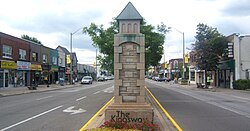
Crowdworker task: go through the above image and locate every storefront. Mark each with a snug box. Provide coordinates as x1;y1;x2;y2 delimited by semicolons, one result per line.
50;65;58;84
41;64;51;85
59;67;65;79
217;60;235;88
16;61;31;87
0;60;16;88
30;64;42;86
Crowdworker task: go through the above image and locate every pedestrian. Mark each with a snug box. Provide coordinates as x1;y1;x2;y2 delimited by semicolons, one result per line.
14;76;17;87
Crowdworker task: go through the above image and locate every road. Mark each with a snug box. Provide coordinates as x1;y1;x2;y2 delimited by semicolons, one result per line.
0;81;114;131
146;79;250;131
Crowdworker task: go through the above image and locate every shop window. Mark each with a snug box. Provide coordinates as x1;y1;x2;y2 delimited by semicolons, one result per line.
59;58;62;64
52;56;57;65
32;52;38;62
190;72;195;81
19;49;26;60
42;54;48;63
2;45;12;59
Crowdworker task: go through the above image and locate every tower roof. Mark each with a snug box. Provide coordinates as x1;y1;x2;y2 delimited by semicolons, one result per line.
116;2;143;21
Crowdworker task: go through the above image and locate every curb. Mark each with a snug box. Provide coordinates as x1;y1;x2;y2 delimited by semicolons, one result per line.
0;84;82;97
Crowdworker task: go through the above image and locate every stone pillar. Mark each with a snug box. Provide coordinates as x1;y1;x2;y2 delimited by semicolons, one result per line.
105;2;153;124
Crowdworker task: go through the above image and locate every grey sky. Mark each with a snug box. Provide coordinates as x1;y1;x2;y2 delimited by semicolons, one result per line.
0;0;249;64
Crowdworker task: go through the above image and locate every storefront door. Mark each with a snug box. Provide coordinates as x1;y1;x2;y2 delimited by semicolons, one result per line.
5;72;9;87
0;71;3;87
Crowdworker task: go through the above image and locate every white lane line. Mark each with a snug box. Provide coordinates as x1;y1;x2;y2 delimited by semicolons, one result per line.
231;95;250;101
76;96;87;101
93;91;101;94
36;96;53;100
0;105;63;131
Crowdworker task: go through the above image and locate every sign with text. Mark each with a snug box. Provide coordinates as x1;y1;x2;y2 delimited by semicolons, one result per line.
17;61;31;70
0;61;16;69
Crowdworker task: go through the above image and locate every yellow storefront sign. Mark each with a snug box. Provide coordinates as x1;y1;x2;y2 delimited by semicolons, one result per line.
1;61;16;69
185;54;189;64
31;64;42;71
66;54;71;64
164;63;168;68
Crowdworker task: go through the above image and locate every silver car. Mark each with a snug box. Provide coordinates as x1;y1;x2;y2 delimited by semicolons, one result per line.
81;76;93;84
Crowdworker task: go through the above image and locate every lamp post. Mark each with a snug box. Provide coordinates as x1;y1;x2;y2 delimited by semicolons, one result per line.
96;48;98;81
70;27;83;84
168;27;185;79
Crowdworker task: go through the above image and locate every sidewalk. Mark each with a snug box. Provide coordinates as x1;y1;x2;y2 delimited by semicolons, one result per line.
0;83;81;97
178;82;250;98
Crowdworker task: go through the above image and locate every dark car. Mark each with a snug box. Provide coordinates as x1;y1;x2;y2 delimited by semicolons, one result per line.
157;77;167;82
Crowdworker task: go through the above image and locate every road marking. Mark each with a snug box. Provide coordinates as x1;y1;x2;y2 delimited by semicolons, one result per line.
63;106;86;115
231;95;250;101
76;96;87;101
93;91;100;94
0;105;63;131
102;86;114;93
36;96;53;100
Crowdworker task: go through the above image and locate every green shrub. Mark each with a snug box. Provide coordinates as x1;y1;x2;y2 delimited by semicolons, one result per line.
179;79;188;85
233;79;250;90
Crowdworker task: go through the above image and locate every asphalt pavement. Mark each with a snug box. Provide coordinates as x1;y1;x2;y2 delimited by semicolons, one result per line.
146;79;250;131
0;80;250;130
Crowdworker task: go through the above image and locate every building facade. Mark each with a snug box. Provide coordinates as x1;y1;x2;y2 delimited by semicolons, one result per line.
57;47;66;80
0;32;31;88
28;40;42;86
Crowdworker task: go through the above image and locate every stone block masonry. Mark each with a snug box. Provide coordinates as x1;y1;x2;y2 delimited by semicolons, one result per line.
105;2;153;124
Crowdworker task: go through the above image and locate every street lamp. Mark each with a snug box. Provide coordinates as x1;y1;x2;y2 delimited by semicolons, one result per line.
168;27;185;79
70;27;83;84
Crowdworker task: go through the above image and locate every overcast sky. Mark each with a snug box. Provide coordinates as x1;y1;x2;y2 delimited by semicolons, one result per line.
0;0;249;64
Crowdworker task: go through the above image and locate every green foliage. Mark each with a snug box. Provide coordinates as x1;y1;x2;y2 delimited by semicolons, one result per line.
21;34;42;44
193;23;228;71
233;79;250;90
193;23;228;88
83;19;165;73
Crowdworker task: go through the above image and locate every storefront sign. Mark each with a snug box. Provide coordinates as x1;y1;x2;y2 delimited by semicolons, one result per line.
17;61;31;70
51;66;58;72
66;54;71;64
31;64;42;71
42;64;51;71
59;67;65;72
1;61;16;69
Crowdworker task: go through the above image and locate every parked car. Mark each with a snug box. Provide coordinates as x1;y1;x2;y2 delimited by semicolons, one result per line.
81;76;93;84
157;77;167;82
97;76;105;81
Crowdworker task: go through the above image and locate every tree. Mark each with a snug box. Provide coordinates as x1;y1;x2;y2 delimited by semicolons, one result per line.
193;23;228;87
83;19;165;74
21;34;42;44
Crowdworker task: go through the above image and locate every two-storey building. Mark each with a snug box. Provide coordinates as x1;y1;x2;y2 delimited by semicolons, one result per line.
0;32;31;87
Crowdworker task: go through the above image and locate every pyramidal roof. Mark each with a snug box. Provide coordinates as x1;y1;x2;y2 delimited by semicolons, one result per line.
116;2;143;20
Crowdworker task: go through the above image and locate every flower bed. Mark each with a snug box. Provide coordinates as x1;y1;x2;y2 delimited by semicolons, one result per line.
85;120;160;131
